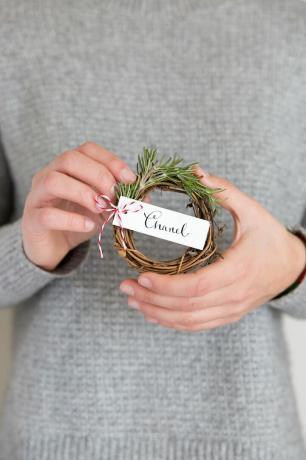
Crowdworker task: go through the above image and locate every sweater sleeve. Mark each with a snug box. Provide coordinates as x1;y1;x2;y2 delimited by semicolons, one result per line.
0;139;91;310
267;222;306;319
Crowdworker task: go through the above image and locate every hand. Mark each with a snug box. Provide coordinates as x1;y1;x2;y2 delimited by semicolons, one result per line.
22;141;136;271
119;167;306;332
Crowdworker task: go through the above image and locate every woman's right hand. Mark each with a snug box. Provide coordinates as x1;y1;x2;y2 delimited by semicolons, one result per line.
21;142;136;271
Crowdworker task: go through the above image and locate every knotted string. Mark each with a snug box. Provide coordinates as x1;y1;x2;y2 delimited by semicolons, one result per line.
94;194;143;258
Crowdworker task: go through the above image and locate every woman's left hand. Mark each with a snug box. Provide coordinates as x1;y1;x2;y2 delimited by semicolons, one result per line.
119;168;306;332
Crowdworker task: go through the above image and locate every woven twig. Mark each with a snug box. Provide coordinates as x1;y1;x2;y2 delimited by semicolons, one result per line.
113;182;224;274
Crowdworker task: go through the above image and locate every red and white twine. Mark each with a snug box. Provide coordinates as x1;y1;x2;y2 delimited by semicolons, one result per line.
94;194;143;258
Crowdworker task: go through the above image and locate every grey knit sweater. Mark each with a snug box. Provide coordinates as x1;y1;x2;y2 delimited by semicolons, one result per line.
0;0;306;459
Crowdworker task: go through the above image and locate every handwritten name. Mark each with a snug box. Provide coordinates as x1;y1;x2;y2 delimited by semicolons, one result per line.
144;211;190;237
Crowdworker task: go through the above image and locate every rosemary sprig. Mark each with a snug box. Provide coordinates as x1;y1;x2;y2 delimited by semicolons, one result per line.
115;147;224;212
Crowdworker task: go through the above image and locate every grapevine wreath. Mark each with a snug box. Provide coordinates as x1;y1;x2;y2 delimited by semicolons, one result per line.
96;147;226;274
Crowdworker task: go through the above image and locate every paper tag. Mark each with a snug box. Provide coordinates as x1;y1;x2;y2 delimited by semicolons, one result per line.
112;196;210;250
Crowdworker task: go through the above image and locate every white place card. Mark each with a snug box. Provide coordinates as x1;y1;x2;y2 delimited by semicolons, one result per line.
112;196;210;250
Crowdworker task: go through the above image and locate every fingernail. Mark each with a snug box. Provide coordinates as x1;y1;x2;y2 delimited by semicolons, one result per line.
143;194;151;203
128;299;140;310
138;277;152;289
95;197;106;213
85;218;95;231
198;167;210;178
119;283;134;296
111;183;117;196
120;168;136;183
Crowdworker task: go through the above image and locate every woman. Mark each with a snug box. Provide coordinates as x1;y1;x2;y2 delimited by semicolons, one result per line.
0;0;306;458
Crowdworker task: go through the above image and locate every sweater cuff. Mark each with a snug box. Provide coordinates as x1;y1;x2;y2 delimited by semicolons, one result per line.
0;219;91;308
267;224;306;318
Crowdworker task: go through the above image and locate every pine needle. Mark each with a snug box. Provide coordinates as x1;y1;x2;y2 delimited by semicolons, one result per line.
116;146;224;212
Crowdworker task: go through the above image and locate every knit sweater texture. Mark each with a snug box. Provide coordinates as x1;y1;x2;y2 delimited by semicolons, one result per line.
0;0;306;459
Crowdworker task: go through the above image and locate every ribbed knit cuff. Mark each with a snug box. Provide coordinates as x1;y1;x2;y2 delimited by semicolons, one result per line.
0;434;299;460
267;224;306;318
0;219;90;308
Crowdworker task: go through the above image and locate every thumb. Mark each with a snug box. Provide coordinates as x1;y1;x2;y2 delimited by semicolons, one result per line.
195;165;256;224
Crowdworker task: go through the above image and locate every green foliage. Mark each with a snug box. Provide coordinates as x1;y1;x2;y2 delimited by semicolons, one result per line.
115;147;224;211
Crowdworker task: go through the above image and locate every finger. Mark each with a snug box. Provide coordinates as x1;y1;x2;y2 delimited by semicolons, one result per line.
142;193;151;204
137;246;241;297
127;297;244;327
120;278;238;311
35;207;96;232
77;141;136;183
145;313;243;332
51;150;116;199
194;165;257;223
30;170;103;215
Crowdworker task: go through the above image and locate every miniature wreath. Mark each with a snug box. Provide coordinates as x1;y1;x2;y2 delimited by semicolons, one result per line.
109;147;225;274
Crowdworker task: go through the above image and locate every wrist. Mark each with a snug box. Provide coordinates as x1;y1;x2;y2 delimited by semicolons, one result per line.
22;232;65;272
272;227;306;300
23;242;62;272
289;228;306;280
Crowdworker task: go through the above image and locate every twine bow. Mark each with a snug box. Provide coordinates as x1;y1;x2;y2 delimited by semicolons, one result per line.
94;194;143;258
